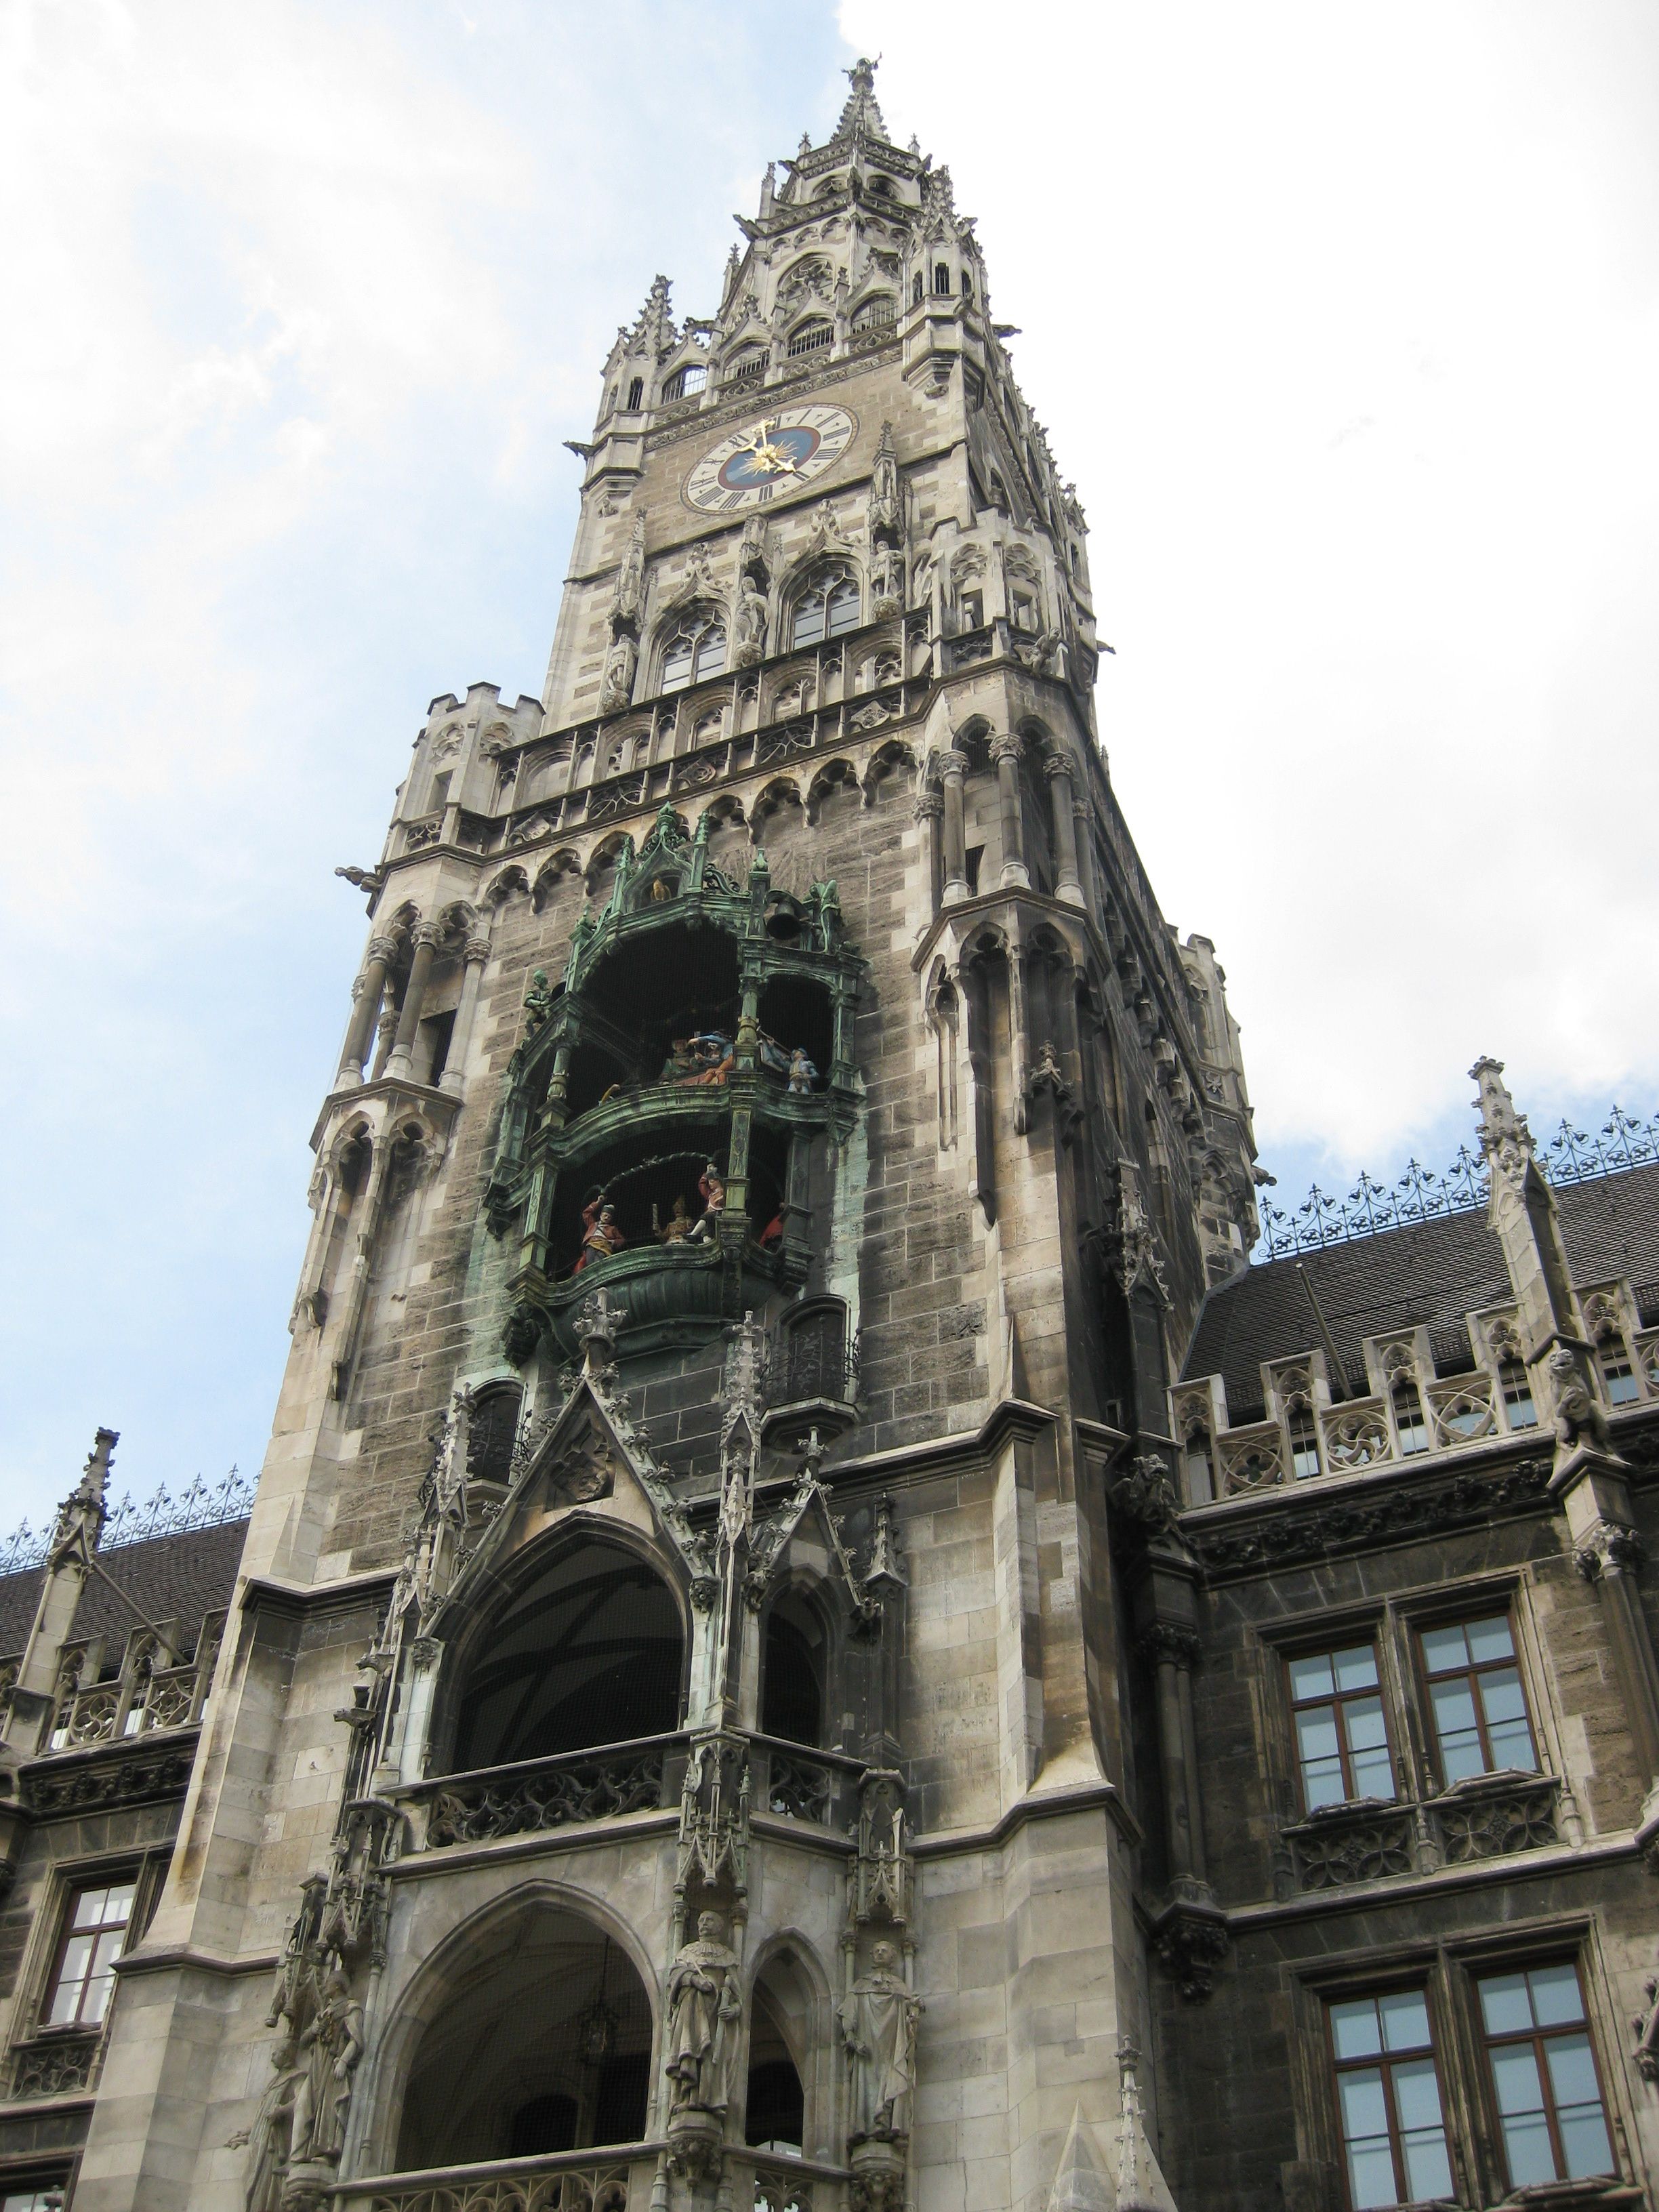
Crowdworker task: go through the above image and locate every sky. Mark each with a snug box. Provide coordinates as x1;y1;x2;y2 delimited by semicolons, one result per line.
2;0;1656;1532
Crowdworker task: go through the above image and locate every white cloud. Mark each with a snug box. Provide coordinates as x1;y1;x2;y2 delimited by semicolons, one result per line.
842;0;1659;1163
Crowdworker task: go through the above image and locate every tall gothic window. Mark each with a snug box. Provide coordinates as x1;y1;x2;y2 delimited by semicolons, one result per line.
626;377;644;411
661;615;727;691
791;571;860;648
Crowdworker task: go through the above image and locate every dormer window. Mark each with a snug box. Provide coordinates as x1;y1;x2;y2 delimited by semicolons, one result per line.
661;615;727;692
933;263;951;295
853;294;895;331
1598;1338;1639;1404
726;348;766;385
792;571;860;649
787;318;834;358
1500;1361;1537;1429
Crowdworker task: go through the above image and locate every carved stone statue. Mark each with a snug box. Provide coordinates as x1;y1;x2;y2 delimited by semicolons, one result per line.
664;1910;743;2117
869;422;901;539
600;632;637;713
734;579;769;665
842;1941;921;2142
1547;1345;1614;1458
613;515;645;624
287;1965;363;2167
869;545;903;619
230;2037;302;2211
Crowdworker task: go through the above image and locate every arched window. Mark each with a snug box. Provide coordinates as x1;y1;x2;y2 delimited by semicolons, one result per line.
449;1539;682;1771
761;1591;825;1746
661;614;727;691
468;1382;523;1484
787;317;834;358
726;347;766;385
912;272;924;306
933;262;951;295
745;1957;813;2157
626;377;644;411
663;363;707;401
397;1906;653;2170
960;270;972;301
853;293;896;331
791;570;860;649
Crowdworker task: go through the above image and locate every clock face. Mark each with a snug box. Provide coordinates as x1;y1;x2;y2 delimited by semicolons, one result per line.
683;404;857;513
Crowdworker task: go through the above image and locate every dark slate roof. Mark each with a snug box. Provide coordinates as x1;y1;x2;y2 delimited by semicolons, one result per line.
1181;1161;1659;1418
0;1517;250;1662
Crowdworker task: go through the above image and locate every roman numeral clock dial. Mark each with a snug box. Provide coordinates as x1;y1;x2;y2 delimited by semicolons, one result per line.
682;404;857;513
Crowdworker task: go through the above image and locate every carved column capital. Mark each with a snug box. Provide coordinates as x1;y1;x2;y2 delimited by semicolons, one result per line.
989;732;1022;769
463;933;492;966
410;920;443;951
1575;1520;1644;1581
914;789;943;823
938;747;968;783
365;935;400;967
1043;747;1075;785
1139;1622;1202;1670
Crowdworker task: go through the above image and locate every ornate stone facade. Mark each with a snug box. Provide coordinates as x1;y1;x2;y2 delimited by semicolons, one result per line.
1;58;1656;2212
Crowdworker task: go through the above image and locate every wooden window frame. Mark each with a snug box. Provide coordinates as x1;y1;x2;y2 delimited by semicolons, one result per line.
1472;1957;1616;2192
1412;1607;1539;1788
39;1874;138;2032
1284;1637;1398;1814
1322;1984;1455;2212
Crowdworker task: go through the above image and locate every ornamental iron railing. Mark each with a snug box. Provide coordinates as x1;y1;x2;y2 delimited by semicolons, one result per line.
1254;1107;1659;1262
0;1467;255;1579
413;1737;683;1850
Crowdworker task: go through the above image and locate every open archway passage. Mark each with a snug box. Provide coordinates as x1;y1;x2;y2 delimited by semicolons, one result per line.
398;1907;652;2170
745;1984;806;2154
761;1595;825;1747
451;1541;683;1772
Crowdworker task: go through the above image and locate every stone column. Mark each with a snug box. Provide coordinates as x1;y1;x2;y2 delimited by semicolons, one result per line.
337;936;397;1088
1045;750;1083;904
1072;796;1098;918
939;749;969;904
439;933;491;1098
1574;1525;1659;1786
1146;1624;1206;1890
991;733;1029;889
914;787;943;916
384;922;440;1080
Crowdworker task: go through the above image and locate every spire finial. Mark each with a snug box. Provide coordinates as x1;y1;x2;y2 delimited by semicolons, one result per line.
830;56;888;148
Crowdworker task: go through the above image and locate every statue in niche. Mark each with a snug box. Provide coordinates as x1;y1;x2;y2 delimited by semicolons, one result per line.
599;632;637;714
842;1942;921;2143
575;1197;626;1271
869;544;904;619
664;1911;743;2117
287;1965;364;2169
734;579;769;665
613;514;645;623
869;424;901;538
230;2036;302;2211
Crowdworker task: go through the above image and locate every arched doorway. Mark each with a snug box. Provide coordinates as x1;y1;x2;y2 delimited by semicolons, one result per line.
449;1539;683;1772
396;1905;653;2169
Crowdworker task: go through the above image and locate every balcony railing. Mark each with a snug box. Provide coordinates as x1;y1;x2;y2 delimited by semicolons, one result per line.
333;2146;848;2212
333;2147;644;2212
403;1730;862;1854
408;1734;685;1851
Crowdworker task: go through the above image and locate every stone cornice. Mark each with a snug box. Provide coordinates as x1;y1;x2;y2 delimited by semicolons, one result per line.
239;1566;398;1624
909;1774;1143;1858
1225;1838;1638;1933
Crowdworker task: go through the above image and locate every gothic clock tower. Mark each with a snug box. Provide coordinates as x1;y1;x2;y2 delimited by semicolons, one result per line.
75;60;1260;2212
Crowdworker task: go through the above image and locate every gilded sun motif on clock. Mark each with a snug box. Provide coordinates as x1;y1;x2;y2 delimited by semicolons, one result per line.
683;404;857;514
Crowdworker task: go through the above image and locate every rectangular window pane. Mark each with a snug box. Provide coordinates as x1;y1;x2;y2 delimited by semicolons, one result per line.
1498;2106;1557;2189
1378;1990;1432;2053
1557;2100;1614;2181
1332;1646;1380;1693
1479;1973;1534;2036
1350;1739;1396;1799
1345;2137;1399;2211
1419;1623;1470;1673
1465;1616;1515;1664
1330;1999;1384;2062
1490;2043;1546;2119
1528;1965;1584;2027
1289;1653;1336;1702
